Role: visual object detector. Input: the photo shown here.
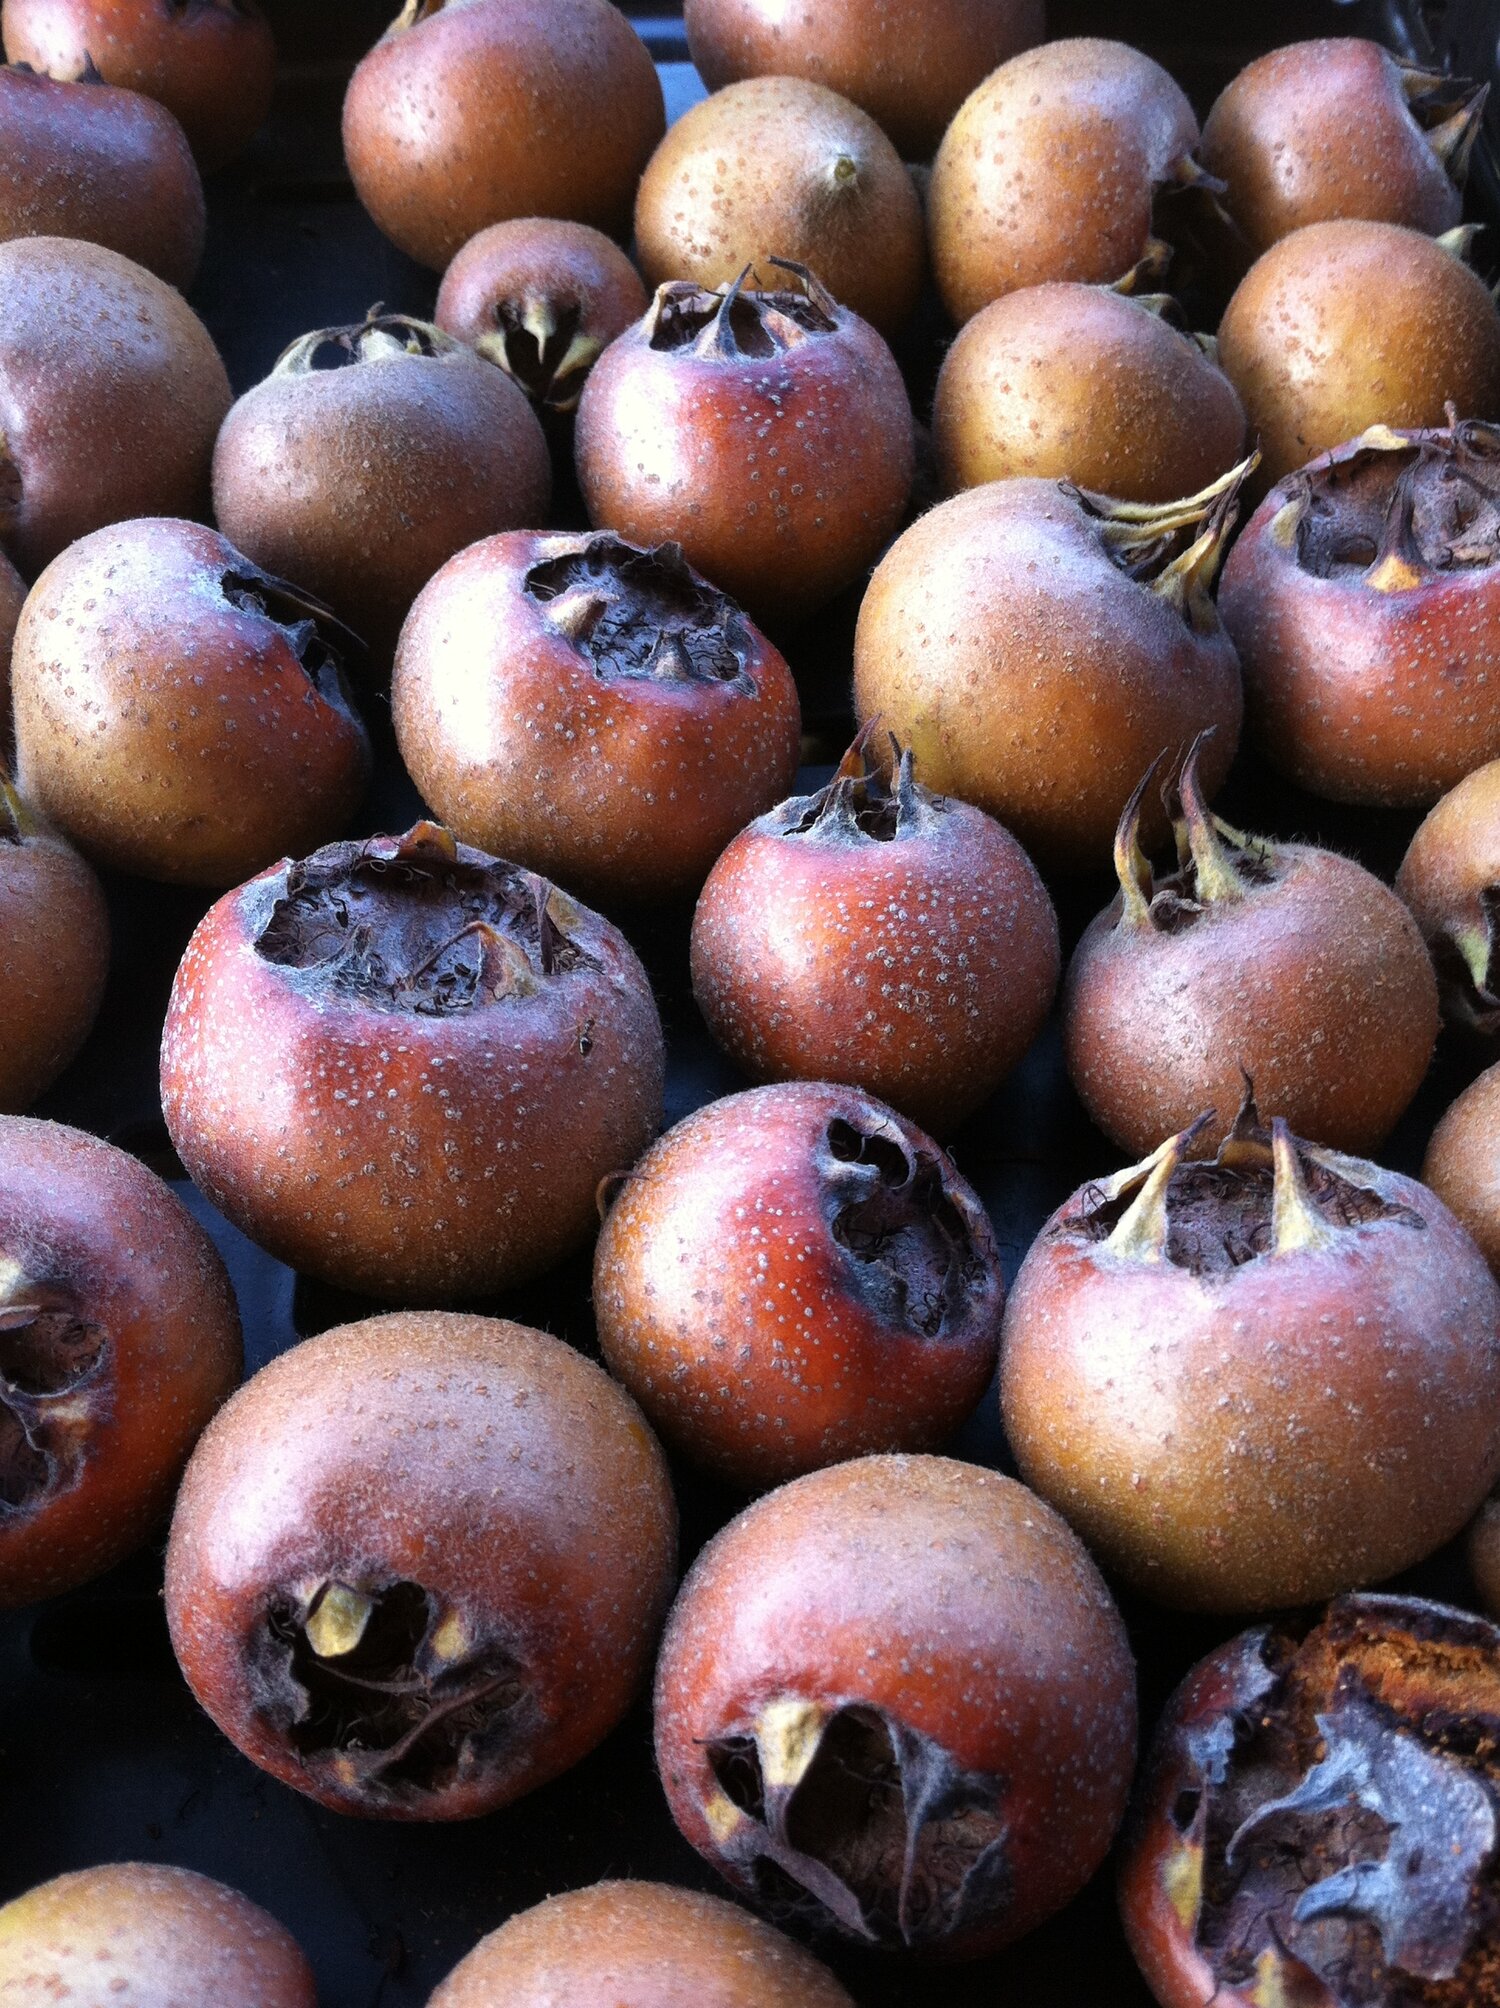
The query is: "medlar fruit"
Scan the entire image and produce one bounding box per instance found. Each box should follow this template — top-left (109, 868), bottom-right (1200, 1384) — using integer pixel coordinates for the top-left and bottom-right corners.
top-left (1424, 1062), bottom-right (1500, 1277)
top-left (0, 775), bottom-right (109, 1114)
top-left (1397, 756), bottom-right (1500, 1033)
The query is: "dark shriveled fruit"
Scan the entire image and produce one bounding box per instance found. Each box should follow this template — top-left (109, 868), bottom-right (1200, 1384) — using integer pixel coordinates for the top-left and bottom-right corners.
top-left (0, 775), bottom-right (109, 1113)
top-left (1424, 1062), bottom-right (1500, 1279)
top-left (1397, 757), bottom-right (1500, 1033)
top-left (165, 1311), bottom-right (677, 1820)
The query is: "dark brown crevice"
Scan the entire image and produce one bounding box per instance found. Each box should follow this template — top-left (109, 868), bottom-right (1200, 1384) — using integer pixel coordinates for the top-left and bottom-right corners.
top-left (219, 568), bottom-right (364, 707)
top-left (647, 265), bottom-right (837, 358)
top-left (781, 731), bottom-right (932, 847)
top-left (1295, 421), bottom-right (1500, 581)
top-left (0, 1297), bottom-right (106, 1511)
top-left (0, 1307), bottom-right (105, 1396)
top-left (295, 315), bottom-right (447, 370)
top-left (523, 535), bottom-right (752, 687)
top-left (822, 1117), bottom-right (986, 1338)
top-left (0, 1404), bottom-right (50, 1509)
top-left (492, 298), bottom-right (586, 409)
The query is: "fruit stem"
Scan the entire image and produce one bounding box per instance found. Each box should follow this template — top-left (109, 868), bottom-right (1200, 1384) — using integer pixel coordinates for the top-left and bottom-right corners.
top-left (1112, 757), bottom-right (1161, 930)
top-left (1174, 735), bottom-right (1247, 904)
top-left (1270, 1120), bottom-right (1338, 1256)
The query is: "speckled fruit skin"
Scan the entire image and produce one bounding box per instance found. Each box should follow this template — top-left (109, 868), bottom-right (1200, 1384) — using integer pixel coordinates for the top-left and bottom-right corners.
top-left (633, 77), bottom-right (925, 340)
top-left (0, 236), bottom-right (230, 576)
top-left (1425, 1063), bottom-right (1500, 1277)
top-left (212, 317), bottom-right (552, 664)
top-left (0, 65), bottom-right (204, 288)
top-left (0, 1863), bottom-right (315, 2004)
top-left (429, 1880), bottom-right (855, 2007)
top-left (1399, 759), bottom-right (1500, 1031)
top-left (165, 1312), bottom-right (677, 1821)
top-left (0, 785), bottom-right (109, 1113)
top-left (2, 0), bottom-right (276, 171)
top-left (593, 1083), bottom-right (1005, 1488)
top-left (933, 284), bottom-right (1246, 502)
top-left (1217, 224), bottom-right (1500, 496)
top-left (929, 39), bottom-right (1200, 325)
top-left (342, 0), bottom-right (664, 272)
top-left (12, 518), bottom-right (370, 886)
top-left (392, 530), bottom-right (801, 904)
top-left (655, 1455), bottom-right (1137, 1957)
top-left (159, 824), bottom-right (665, 1301)
top-left (0, 1117), bottom-right (241, 1608)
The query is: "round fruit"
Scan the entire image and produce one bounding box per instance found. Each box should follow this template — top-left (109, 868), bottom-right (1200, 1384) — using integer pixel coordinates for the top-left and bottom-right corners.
top-left (0, 1116), bottom-right (240, 1607)
top-left (655, 1454), bottom-right (1136, 1957)
top-left (165, 1310), bottom-right (676, 1820)
top-left (342, 0), bottom-right (664, 272)
top-left (633, 77), bottom-right (924, 339)
top-left (0, 775), bottom-right (109, 1113)
top-left (929, 38), bottom-right (1205, 325)
top-left (1217, 222), bottom-right (1500, 495)
top-left (1221, 419), bottom-right (1500, 806)
top-left (1470, 1495), bottom-right (1500, 1617)
top-left (1064, 739), bottom-right (1438, 1156)
top-left (0, 62), bottom-right (204, 287)
top-left (933, 281), bottom-right (1245, 501)
top-left (1120, 1595), bottom-right (1500, 2008)
top-left (852, 463), bottom-right (1246, 869)
top-left (690, 730), bottom-right (1058, 1130)
top-left (1398, 756), bottom-right (1500, 1032)
top-left (1000, 1097), bottom-right (1500, 1611)
top-left (393, 529), bottom-right (801, 903)
top-left (434, 218), bottom-right (648, 416)
top-left (429, 1881), bottom-right (855, 2007)
top-left (0, 1864), bottom-right (314, 2003)
top-left (575, 264), bottom-right (914, 628)
top-left (160, 821), bottom-right (664, 1300)
top-left (212, 312), bottom-right (551, 662)
top-left (594, 1081), bottom-right (1005, 1488)
top-left (12, 519), bottom-right (370, 886)
top-left (1424, 1062), bottom-right (1500, 1276)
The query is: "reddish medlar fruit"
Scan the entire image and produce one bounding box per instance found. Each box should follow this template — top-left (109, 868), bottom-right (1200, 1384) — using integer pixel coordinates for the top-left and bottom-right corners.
top-left (393, 530), bottom-right (801, 903)
top-left (1217, 223), bottom-right (1500, 497)
top-left (929, 38), bottom-right (1207, 325)
top-left (342, 0), bottom-right (664, 272)
top-left (160, 821), bottom-right (664, 1300)
top-left (0, 62), bottom-right (204, 288)
top-left (655, 1454), bottom-right (1137, 1957)
top-left (165, 1310), bottom-right (677, 1820)
top-left (212, 313), bottom-right (551, 662)
top-left (1064, 741), bottom-right (1438, 1157)
top-left (690, 731), bottom-right (1058, 1131)
top-left (852, 464), bottom-right (1247, 870)
top-left (12, 519), bottom-right (370, 886)
top-left (0, 1864), bottom-right (314, 2003)
top-left (0, 776), bottom-right (109, 1113)
top-left (2, 0), bottom-right (276, 172)
top-left (1120, 1595), bottom-right (1500, 2008)
top-left (434, 218), bottom-right (648, 416)
top-left (1000, 1097), bottom-right (1500, 1612)
top-left (1397, 757), bottom-right (1500, 1033)
top-left (0, 236), bottom-right (230, 575)
top-left (429, 1881), bottom-right (854, 2007)
top-left (593, 1082), bottom-right (1005, 1490)
top-left (0, 1116), bottom-right (241, 1607)
top-left (633, 77), bottom-right (924, 340)
top-left (575, 263), bottom-right (914, 629)
top-left (1424, 1062), bottom-right (1500, 1278)
top-left (1222, 421), bottom-right (1500, 806)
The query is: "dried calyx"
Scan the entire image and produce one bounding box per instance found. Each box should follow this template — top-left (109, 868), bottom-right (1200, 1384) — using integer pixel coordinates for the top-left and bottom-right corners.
top-left (273, 311), bottom-right (464, 376)
top-left (1070, 455), bottom-right (1256, 634)
top-left (1114, 283), bottom-right (1221, 361)
top-left (391, 0), bottom-right (448, 28)
top-left (524, 534), bottom-right (753, 687)
top-left (474, 294), bottom-right (602, 413)
top-left (1437, 885), bottom-right (1499, 1033)
top-left (219, 567), bottom-right (364, 704)
top-left (777, 726), bottom-right (935, 846)
top-left (1399, 61), bottom-right (1489, 183)
top-left (1112, 735), bottom-right (1275, 933)
top-left (646, 262), bottom-right (839, 361)
top-left (255, 822), bottom-right (592, 1014)
top-left (0, 1261), bottom-right (106, 1512)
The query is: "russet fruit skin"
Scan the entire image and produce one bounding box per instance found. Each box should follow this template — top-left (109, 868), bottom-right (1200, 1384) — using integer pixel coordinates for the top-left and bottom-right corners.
top-left (0, 777), bottom-right (109, 1113)
top-left (164, 1311), bottom-right (677, 1822)
top-left (593, 1082), bottom-right (1005, 1489)
top-left (1424, 1063), bottom-right (1500, 1277)
top-left (690, 736), bottom-right (1059, 1132)
top-left (429, 1880), bottom-right (855, 2007)
top-left (0, 1863), bottom-right (315, 2004)
top-left (1397, 757), bottom-right (1500, 1033)
top-left (0, 236), bottom-right (230, 575)
top-left (0, 1116), bottom-right (241, 1608)
top-left (1000, 1107), bottom-right (1500, 1612)
top-left (633, 76), bottom-right (925, 340)
top-left (393, 530), bottom-right (801, 904)
top-left (212, 314), bottom-right (551, 664)
top-left (159, 822), bottom-right (665, 1301)
top-left (12, 518), bottom-right (371, 887)
top-left (0, 64), bottom-right (204, 288)
top-left (655, 1454), bottom-right (1137, 1958)
top-left (575, 267), bottom-right (914, 629)
top-left (342, 0), bottom-right (664, 272)
top-left (929, 38), bottom-right (1202, 325)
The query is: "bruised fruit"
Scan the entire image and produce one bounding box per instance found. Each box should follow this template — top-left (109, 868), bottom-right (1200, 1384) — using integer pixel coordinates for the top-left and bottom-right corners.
top-left (165, 1311), bottom-right (676, 1820)
top-left (393, 530), bottom-right (801, 903)
top-left (1398, 757), bottom-right (1500, 1033)
top-left (1000, 1097), bottom-right (1500, 1612)
top-left (0, 1117), bottom-right (240, 1607)
top-left (655, 1454), bottom-right (1136, 1957)
top-left (593, 1082), bottom-right (1005, 1489)
top-left (160, 822), bottom-right (664, 1300)
top-left (0, 775), bottom-right (109, 1113)
top-left (1424, 1063), bottom-right (1500, 1277)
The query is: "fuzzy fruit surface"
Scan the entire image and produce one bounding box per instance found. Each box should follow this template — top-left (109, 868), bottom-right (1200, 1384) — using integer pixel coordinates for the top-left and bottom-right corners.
top-left (1424, 1062), bottom-right (1500, 1279)
top-left (1001, 1105), bottom-right (1500, 1612)
top-left (0, 778), bottom-right (109, 1114)
top-left (165, 1312), bottom-right (677, 1822)
top-left (159, 822), bottom-right (664, 1301)
top-left (1398, 756), bottom-right (1500, 1033)
top-left (654, 1453), bottom-right (1136, 1959)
